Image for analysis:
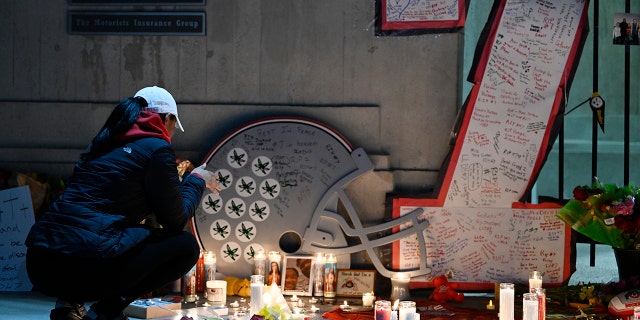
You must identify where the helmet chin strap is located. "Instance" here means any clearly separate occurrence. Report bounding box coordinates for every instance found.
[301,148,432,279]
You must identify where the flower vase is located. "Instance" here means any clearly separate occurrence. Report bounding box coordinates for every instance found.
[613,248,640,280]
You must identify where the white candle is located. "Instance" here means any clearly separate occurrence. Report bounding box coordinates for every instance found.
[528,270,542,290]
[499,283,514,320]
[398,301,416,320]
[522,293,539,320]
[362,292,376,307]
[250,275,264,316]
[292,307,305,320]
[390,273,410,301]
[291,294,298,302]
[391,299,400,320]
[310,305,320,312]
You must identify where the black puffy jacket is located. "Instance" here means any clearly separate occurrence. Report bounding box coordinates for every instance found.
[25,136,205,259]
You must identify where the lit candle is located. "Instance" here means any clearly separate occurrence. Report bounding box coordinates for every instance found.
[499,283,514,320]
[324,254,337,298]
[362,292,376,307]
[340,300,350,310]
[313,253,325,297]
[292,306,305,319]
[487,299,495,310]
[204,251,216,281]
[529,271,542,290]
[254,250,266,280]
[390,273,410,301]
[263,292,272,307]
[391,300,399,320]
[375,300,392,320]
[309,297,318,304]
[291,294,299,302]
[310,305,320,312]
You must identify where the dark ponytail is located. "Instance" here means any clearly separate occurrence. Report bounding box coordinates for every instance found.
[80,97,147,162]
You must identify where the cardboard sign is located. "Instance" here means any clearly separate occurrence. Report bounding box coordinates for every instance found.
[0,186,34,291]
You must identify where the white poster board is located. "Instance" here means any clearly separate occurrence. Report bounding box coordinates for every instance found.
[0,186,34,291]
[444,0,588,208]
[395,204,570,289]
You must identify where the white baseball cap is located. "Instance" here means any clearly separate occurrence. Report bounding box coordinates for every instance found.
[135,86,184,132]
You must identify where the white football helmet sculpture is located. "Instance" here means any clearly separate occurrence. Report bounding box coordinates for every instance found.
[191,118,430,279]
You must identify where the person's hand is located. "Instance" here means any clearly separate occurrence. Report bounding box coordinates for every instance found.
[191,164,222,195]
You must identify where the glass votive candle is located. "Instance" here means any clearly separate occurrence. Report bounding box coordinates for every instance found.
[529,270,542,290]
[398,301,416,320]
[531,287,546,320]
[375,300,392,320]
[522,293,539,320]
[499,283,514,320]
[249,274,264,316]
[390,273,410,301]
[363,292,376,307]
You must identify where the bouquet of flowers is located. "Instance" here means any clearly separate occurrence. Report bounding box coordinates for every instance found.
[556,177,640,250]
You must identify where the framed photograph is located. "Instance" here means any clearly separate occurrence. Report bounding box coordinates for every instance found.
[336,269,376,297]
[281,255,313,296]
[613,12,640,45]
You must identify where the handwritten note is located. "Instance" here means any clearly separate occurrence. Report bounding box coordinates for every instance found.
[445,0,587,207]
[0,186,34,291]
[398,205,570,286]
[385,0,461,22]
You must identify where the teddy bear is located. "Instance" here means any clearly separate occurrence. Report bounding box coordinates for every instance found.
[429,274,464,303]
[225,276,251,297]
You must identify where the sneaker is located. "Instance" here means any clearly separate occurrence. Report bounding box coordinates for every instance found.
[50,303,87,320]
